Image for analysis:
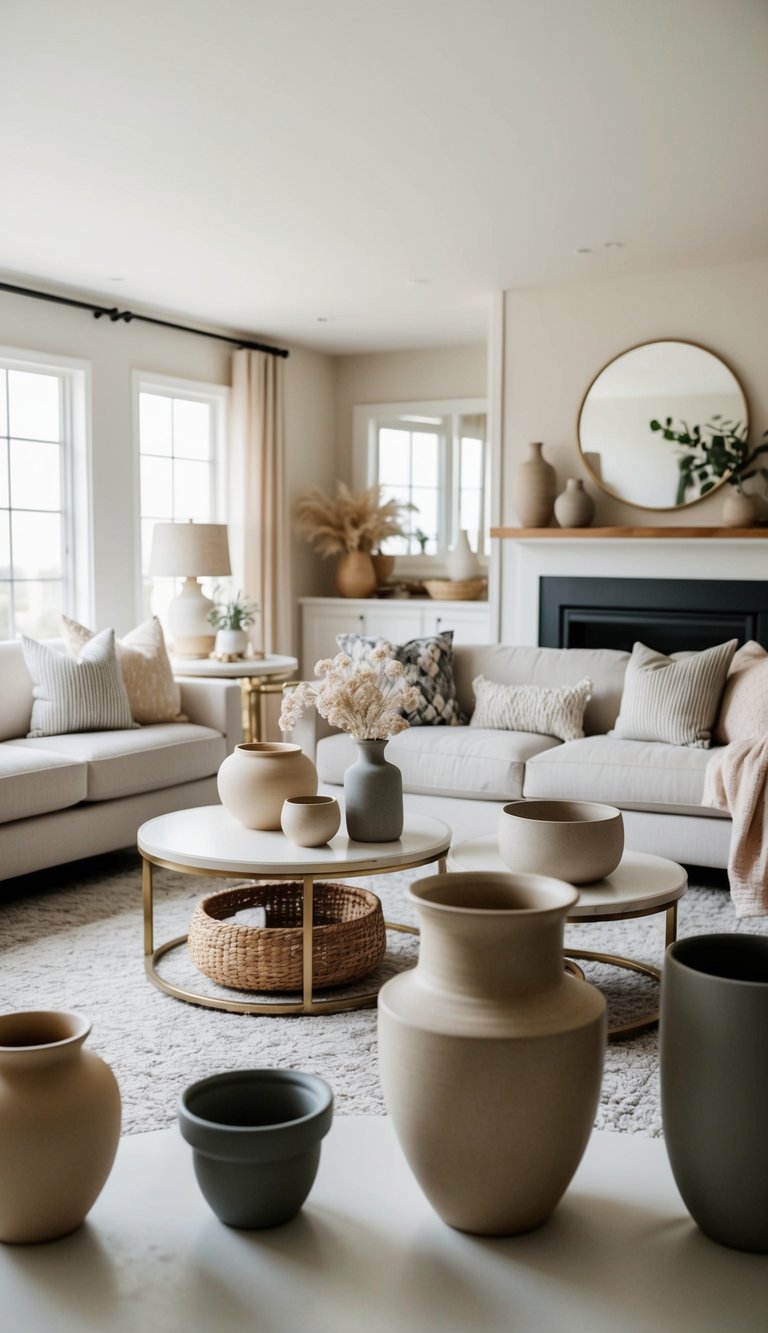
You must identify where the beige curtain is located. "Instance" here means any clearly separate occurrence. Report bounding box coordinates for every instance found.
[228,349,290,655]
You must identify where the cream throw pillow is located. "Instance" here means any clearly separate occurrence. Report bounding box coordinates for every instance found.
[62,615,185,725]
[470,675,593,742]
[715,640,768,744]
[23,629,137,738]
[611,639,737,749]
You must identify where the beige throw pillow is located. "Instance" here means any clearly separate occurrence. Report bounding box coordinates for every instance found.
[470,675,593,742]
[611,639,737,749]
[62,615,185,725]
[715,640,768,744]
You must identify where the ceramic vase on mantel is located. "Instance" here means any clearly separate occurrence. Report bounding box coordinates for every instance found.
[0,1010,121,1243]
[721,489,759,528]
[445,529,480,582]
[378,871,606,1236]
[514,441,557,528]
[554,478,595,528]
[344,739,404,842]
[335,551,377,598]
[217,742,318,830]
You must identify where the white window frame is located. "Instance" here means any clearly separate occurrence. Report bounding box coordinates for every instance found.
[132,371,229,623]
[353,397,488,576]
[0,344,92,636]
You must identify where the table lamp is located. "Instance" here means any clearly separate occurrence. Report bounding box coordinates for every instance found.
[149,521,232,657]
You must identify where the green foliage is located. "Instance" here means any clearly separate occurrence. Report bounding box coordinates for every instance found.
[649,416,768,505]
[413,527,428,553]
[208,588,259,631]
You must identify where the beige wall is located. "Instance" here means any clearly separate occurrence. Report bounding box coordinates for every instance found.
[502,258,768,526]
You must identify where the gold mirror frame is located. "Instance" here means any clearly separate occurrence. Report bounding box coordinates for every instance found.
[576,338,750,512]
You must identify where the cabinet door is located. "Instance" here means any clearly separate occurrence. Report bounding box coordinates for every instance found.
[425,605,492,645]
[302,606,366,675]
[363,604,425,644]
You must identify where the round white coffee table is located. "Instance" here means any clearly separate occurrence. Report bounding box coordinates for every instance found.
[171,654,298,743]
[448,839,688,1038]
[138,806,451,1017]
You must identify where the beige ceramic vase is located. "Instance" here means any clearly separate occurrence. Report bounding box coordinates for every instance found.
[335,551,377,598]
[281,794,341,847]
[378,871,606,1236]
[722,489,759,528]
[513,441,557,527]
[217,742,318,830]
[0,1010,121,1243]
[554,478,595,528]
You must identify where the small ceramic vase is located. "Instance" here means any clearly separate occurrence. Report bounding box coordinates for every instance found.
[372,553,396,586]
[554,478,595,528]
[281,795,341,847]
[214,628,248,658]
[445,530,480,582]
[378,871,606,1236]
[514,441,557,527]
[721,490,758,528]
[335,551,377,598]
[217,742,318,830]
[498,799,624,884]
[344,739,403,842]
[0,1010,121,1243]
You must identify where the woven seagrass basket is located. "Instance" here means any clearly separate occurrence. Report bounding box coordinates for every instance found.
[188,881,386,992]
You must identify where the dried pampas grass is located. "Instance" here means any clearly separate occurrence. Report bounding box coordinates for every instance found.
[294,483,409,556]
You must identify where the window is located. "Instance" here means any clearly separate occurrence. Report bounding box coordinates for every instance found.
[355,399,489,563]
[0,351,88,639]
[135,374,227,623]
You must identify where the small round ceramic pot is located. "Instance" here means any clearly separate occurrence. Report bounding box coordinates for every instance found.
[178,1069,334,1229]
[498,799,624,884]
[281,795,341,847]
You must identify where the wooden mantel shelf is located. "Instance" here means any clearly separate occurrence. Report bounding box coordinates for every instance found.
[491,526,768,539]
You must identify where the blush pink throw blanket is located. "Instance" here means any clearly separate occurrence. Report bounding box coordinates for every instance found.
[703,736,768,917]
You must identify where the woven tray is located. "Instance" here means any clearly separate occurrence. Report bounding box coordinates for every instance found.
[424,577,487,601]
[188,881,386,993]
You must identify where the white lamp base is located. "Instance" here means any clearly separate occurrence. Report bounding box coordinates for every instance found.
[168,577,216,658]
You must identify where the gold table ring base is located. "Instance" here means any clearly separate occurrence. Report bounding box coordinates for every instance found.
[564,948,662,1039]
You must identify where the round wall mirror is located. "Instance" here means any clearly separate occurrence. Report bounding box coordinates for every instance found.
[577,339,748,510]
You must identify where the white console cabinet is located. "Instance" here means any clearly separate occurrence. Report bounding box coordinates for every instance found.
[300,597,494,675]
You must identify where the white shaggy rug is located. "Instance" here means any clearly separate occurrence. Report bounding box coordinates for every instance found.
[1,851,764,1138]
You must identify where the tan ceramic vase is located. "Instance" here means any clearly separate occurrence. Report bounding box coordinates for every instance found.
[217,741,318,830]
[0,1010,121,1243]
[722,490,758,528]
[514,441,557,527]
[281,794,341,847]
[554,478,595,528]
[372,553,396,586]
[335,551,377,598]
[378,871,606,1236]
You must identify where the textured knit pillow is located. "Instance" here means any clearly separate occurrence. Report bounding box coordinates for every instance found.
[470,674,592,742]
[22,629,138,738]
[611,639,737,749]
[62,614,185,725]
[714,640,768,744]
[335,629,464,726]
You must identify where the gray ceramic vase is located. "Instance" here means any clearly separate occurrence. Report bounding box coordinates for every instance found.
[178,1069,333,1229]
[661,934,768,1252]
[344,739,403,842]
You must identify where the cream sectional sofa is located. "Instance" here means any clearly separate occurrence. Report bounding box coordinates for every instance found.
[297,643,732,868]
[0,639,241,881]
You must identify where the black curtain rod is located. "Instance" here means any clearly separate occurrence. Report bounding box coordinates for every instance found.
[0,280,290,359]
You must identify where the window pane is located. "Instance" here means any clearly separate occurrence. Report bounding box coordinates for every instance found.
[173,398,211,460]
[173,459,211,521]
[460,436,484,490]
[410,487,438,537]
[378,429,410,486]
[13,580,63,638]
[8,370,60,441]
[141,456,173,517]
[10,440,61,511]
[411,433,439,488]
[0,512,9,577]
[0,439,8,508]
[0,583,11,639]
[140,393,172,455]
[0,371,7,434]
[460,490,482,539]
[12,511,62,578]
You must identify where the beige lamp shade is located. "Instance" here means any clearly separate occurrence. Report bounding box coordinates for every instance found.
[149,522,232,577]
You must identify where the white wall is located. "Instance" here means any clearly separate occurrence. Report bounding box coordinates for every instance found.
[0,286,336,652]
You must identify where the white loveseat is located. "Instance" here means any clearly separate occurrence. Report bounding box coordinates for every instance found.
[0,640,242,882]
[296,643,732,868]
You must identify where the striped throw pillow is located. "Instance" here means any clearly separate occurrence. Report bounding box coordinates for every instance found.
[23,629,138,738]
[611,639,737,749]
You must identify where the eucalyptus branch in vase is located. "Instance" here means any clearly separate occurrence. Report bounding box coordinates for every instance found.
[650,416,768,506]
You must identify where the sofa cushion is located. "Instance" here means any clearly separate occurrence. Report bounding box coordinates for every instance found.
[336,630,464,726]
[62,615,186,725]
[523,734,729,818]
[0,746,87,824]
[452,645,629,737]
[22,629,137,738]
[470,674,592,742]
[317,726,561,801]
[611,639,737,749]
[6,724,225,801]
[714,640,768,744]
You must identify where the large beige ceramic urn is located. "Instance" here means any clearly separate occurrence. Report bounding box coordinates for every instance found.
[217,742,318,830]
[378,872,606,1236]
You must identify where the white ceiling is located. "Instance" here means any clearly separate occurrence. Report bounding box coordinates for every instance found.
[2,0,767,354]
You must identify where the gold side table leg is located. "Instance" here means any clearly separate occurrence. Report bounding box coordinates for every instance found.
[240,678,262,743]
[302,875,315,1010]
[142,857,154,957]
[665,901,678,949]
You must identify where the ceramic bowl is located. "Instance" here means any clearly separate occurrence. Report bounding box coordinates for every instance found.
[280,795,341,847]
[498,799,624,884]
[178,1069,333,1229]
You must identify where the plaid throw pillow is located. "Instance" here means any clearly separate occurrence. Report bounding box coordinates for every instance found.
[335,629,464,726]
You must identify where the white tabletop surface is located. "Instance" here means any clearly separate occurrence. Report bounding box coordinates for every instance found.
[2,1116,764,1333]
[171,653,298,678]
[138,806,451,875]
[448,840,687,918]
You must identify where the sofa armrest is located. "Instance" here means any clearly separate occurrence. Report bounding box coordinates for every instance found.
[281,682,339,763]
[177,679,242,754]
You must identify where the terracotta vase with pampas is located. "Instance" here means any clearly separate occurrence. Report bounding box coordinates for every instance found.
[294,483,410,598]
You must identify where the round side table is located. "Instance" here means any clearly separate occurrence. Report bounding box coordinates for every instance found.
[171,654,298,742]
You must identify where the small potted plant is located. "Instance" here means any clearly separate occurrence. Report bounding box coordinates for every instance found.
[208,589,259,659]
